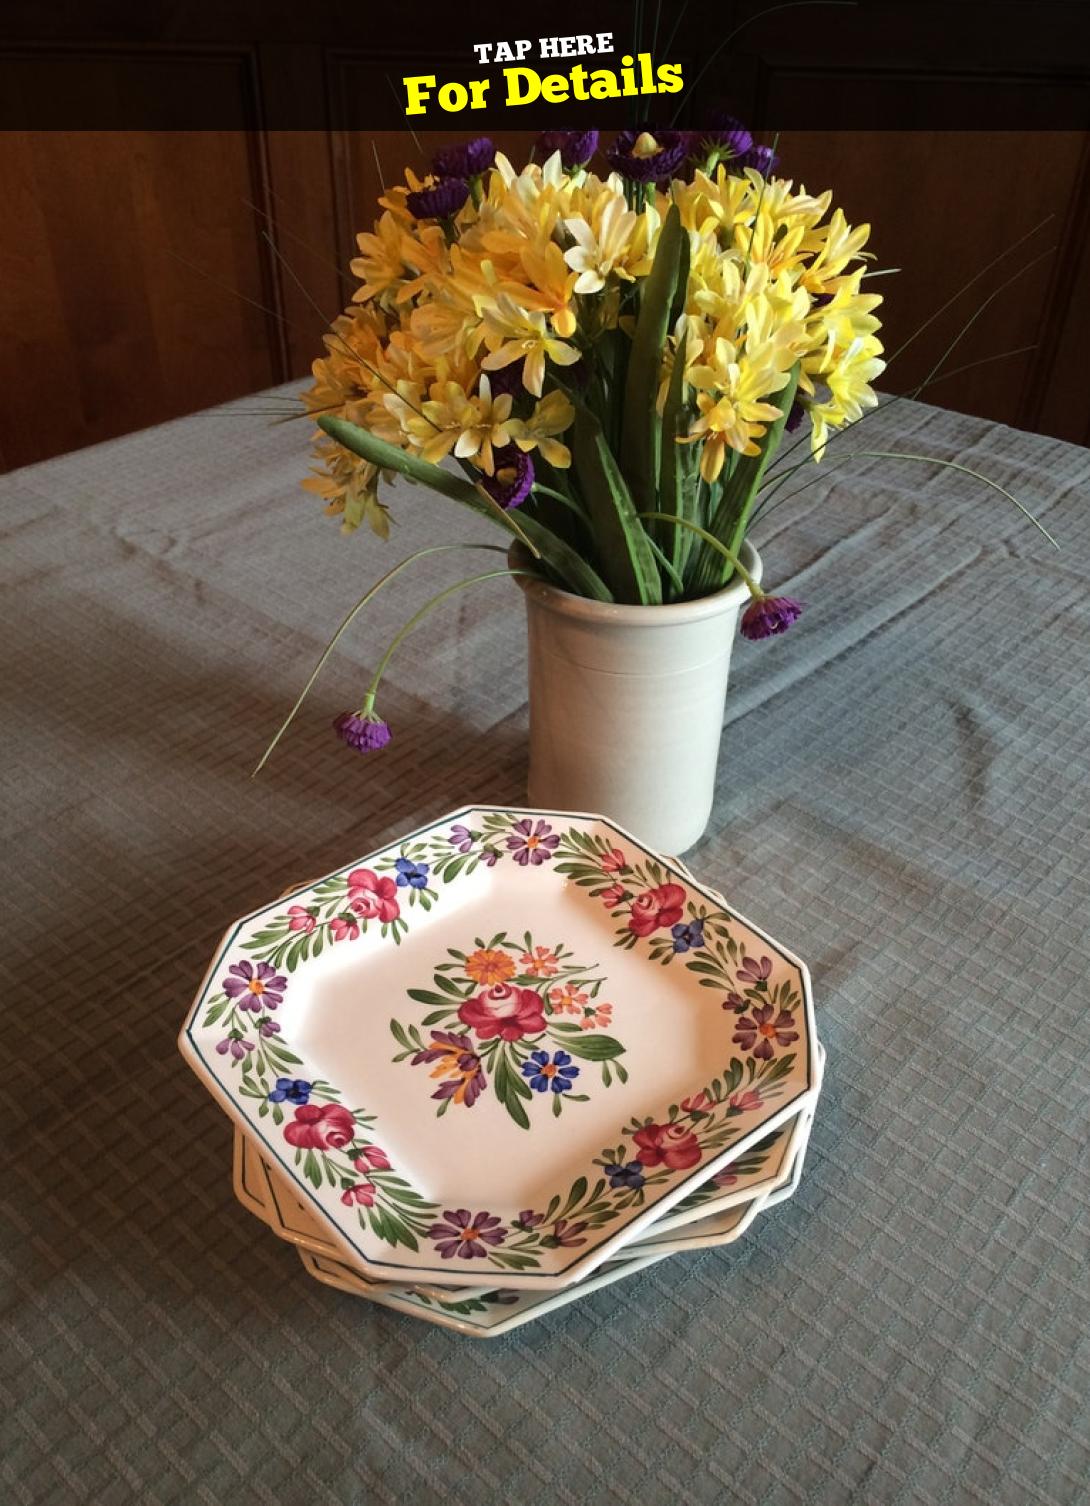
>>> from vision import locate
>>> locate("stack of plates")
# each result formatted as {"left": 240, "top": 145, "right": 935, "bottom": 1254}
{"left": 180, "top": 806, "right": 824, "bottom": 1338}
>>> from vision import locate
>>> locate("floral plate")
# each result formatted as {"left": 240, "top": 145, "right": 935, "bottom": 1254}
{"left": 181, "top": 805, "right": 817, "bottom": 1290}
{"left": 296, "top": 1246, "right": 668, "bottom": 1340}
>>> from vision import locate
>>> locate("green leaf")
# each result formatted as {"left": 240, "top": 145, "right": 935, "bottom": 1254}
{"left": 621, "top": 204, "right": 685, "bottom": 527}
{"left": 570, "top": 402, "right": 662, "bottom": 605}
{"left": 551, "top": 1032, "right": 625, "bottom": 1062}
{"left": 318, "top": 414, "right": 614, "bottom": 600}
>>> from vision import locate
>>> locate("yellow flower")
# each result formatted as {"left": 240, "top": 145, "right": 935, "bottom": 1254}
{"left": 507, "top": 390, "right": 575, "bottom": 468}
{"left": 562, "top": 194, "right": 653, "bottom": 294}
{"left": 480, "top": 295, "right": 581, "bottom": 396}
{"left": 505, "top": 241, "right": 579, "bottom": 338}
{"left": 387, "top": 375, "right": 513, "bottom": 473}
{"left": 350, "top": 212, "right": 406, "bottom": 307}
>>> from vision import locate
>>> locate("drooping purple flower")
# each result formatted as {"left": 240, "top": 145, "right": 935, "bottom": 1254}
{"left": 334, "top": 710, "right": 392, "bottom": 753}
{"left": 405, "top": 177, "right": 469, "bottom": 220}
{"left": 606, "top": 129, "right": 689, "bottom": 182}
{"left": 222, "top": 960, "right": 288, "bottom": 1011}
{"left": 410, "top": 1030, "right": 487, "bottom": 1108}
{"left": 743, "top": 143, "right": 779, "bottom": 176}
{"left": 505, "top": 817, "right": 560, "bottom": 866}
{"left": 784, "top": 398, "right": 806, "bottom": 433}
{"left": 740, "top": 595, "right": 804, "bottom": 640}
{"left": 258, "top": 1018, "right": 282, "bottom": 1038}
{"left": 535, "top": 128, "right": 599, "bottom": 169}
{"left": 215, "top": 1034, "right": 254, "bottom": 1061}
{"left": 689, "top": 118, "right": 753, "bottom": 169}
{"left": 428, "top": 1208, "right": 507, "bottom": 1259}
{"left": 448, "top": 822, "right": 476, "bottom": 853}
{"left": 737, "top": 955, "right": 773, "bottom": 984}
{"left": 515, "top": 1209, "right": 544, "bottom": 1229}
{"left": 433, "top": 137, "right": 495, "bottom": 178}
{"left": 480, "top": 446, "right": 534, "bottom": 510}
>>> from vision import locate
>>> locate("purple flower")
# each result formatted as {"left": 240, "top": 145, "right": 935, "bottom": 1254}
{"left": 785, "top": 398, "right": 806, "bottom": 433}
{"left": 605, "top": 1160, "right": 646, "bottom": 1191}
{"left": 521, "top": 1049, "right": 580, "bottom": 1094}
{"left": 222, "top": 960, "right": 287, "bottom": 1012}
{"left": 411, "top": 1031, "right": 487, "bottom": 1108}
{"left": 479, "top": 363, "right": 525, "bottom": 399}
{"left": 406, "top": 178, "right": 469, "bottom": 220}
{"left": 480, "top": 446, "right": 534, "bottom": 510}
{"left": 268, "top": 1077, "right": 312, "bottom": 1104}
{"left": 334, "top": 710, "right": 392, "bottom": 752}
{"left": 258, "top": 1018, "right": 282, "bottom": 1038}
{"left": 515, "top": 1209, "right": 544, "bottom": 1229}
{"left": 448, "top": 823, "right": 476, "bottom": 853}
{"left": 689, "top": 118, "right": 753, "bottom": 168}
{"left": 737, "top": 955, "right": 773, "bottom": 984}
{"left": 433, "top": 137, "right": 495, "bottom": 178}
{"left": 428, "top": 1208, "right": 507, "bottom": 1260}
{"left": 479, "top": 847, "right": 500, "bottom": 867}
{"left": 215, "top": 1033, "right": 253, "bottom": 1061}
{"left": 733, "top": 1003, "right": 799, "bottom": 1060}
{"left": 535, "top": 128, "right": 599, "bottom": 168}
{"left": 743, "top": 143, "right": 779, "bottom": 176}
{"left": 606, "top": 129, "right": 689, "bottom": 182}
{"left": 545, "top": 1218, "right": 588, "bottom": 1248}
{"left": 740, "top": 595, "right": 804, "bottom": 641}
{"left": 505, "top": 817, "right": 560, "bottom": 866}
{"left": 671, "top": 919, "right": 706, "bottom": 953}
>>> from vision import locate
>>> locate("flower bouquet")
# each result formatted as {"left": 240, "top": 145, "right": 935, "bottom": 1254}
{"left": 267, "top": 124, "right": 1051, "bottom": 851}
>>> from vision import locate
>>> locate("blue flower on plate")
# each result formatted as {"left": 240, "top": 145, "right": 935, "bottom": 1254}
{"left": 604, "top": 1161, "right": 646, "bottom": 1191}
{"left": 671, "top": 919, "right": 706, "bottom": 953}
{"left": 268, "top": 1077, "right": 312, "bottom": 1105}
{"left": 521, "top": 1050, "right": 580, "bottom": 1094}
{"left": 394, "top": 857, "right": 430, "bottom": 889}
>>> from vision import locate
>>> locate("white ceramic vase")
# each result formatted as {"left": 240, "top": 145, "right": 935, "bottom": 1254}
{"left": 514, "top": 541, "right": 762, "bottom": 855}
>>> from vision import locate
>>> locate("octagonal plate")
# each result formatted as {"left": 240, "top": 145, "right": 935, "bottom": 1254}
{"left": 180, "top": 805, "right": 817, "bottom": 1290}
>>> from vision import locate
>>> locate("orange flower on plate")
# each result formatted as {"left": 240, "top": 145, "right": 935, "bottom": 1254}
{"left": 519, "top": 946, "right": 560, "bottom": 978}
{"left": 549, "top": 983, "right": 589, "bottom": 1016}
{"left": 464, "top": 948, "right": 516, "bottom": 986}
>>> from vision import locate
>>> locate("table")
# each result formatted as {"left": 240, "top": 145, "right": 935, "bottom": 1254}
{"left": 3, "top": 388, "right": 1088, "bottom": 1505}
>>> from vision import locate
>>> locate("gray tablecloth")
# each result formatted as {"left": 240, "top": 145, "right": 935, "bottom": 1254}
{"left": 3, "top": 388, "right": 1088, "bottom": 1506}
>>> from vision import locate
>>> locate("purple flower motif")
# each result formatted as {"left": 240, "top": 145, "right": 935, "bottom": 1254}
{"left": 411, "top": 1031, "right": 487, "bottom": 1108}
{"left": 448, "top": 823, "right": 476, "bottom": 852}
{"left": 433, "top": 137, "right": 495, "bottom": 178}
{"left": 479, "top": 848, "right": 500, "bottom": 867}
{"left": 606, "top": 128, "right": 688, "bottom": 182}
{"left": 535, "top": 128, "right": 599, "bottom": 168}
{"left": 733, "top": 1003, "right": 799, "bottom": 1061}
{"left": 222, "top": 960, "right": 287, "bottom": 1012}
{"left": 605, "top": 1161, "right": 646, "bottom": 1191}
{"left": 671, "top": 919, "right": 706, "bottom": 953}
{"left": 258, "top": 1018, "right": 282, "bottom": 1038}
{"left": 515, "top": 1209, "right": 544, "bottom": 1229}
{"left": 740, "top": 595, "right": 804, "bottom": 641}
{"left": 406, "top": 177, "right": 469, "bottom": 220}
{"left": 737, "top": 955, "right": 773, "bottom": 984}
{"left": 480, "top": 445, "right": 534, "bottom": 510}
{"left": 720, "top": 991, "right": 747, "bottom": 1014}
{"left": 394, "top": 856, "right": 430, "bottom": 889}
{"left": 743, "top": 143, "right": 779, "bottom": 176}
{"left": 428, "top": 1208, "right": 507, "bottom": 1259}
{"left": 506, "top": 817, "right": 560, "bottom": 866}
{"left": 546, "top": 1218, "right": 589, "bottom": 1248}
{"left": 334, "top": 710, "right": 392, "bottom": 752}
{"left": 215, "top": 1034, "right": 253, "bottom": 1061}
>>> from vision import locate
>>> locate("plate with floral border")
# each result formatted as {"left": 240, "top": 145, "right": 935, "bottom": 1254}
{"left": 180, "top": 805, "right": 817, "bottom": 1290}
{"left": 234, "top": 1128, "right": 497, "bottom": 1304}
{"left": 624, "top": 1106, "right": 814, "bottom": 1255}
{"left": 296, "top": 1246, "right": 668, "bottom": 1340}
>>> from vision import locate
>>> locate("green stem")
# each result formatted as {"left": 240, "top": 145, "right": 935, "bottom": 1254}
{"left": 636, "top": 513, "right": 763, "bottom": 597}
{"left": 531, "top": 482, "right": 589, "bottom": 521}
{"left": 251, "top": 544, "right": 507, "bottom": 776}
{"left": 363, "top": 569, "right": 538, "bottom": 704}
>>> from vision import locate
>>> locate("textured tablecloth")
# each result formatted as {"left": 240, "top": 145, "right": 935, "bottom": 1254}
{"left": 3, "top": 387, "right": 1088, "bottom": 1506}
